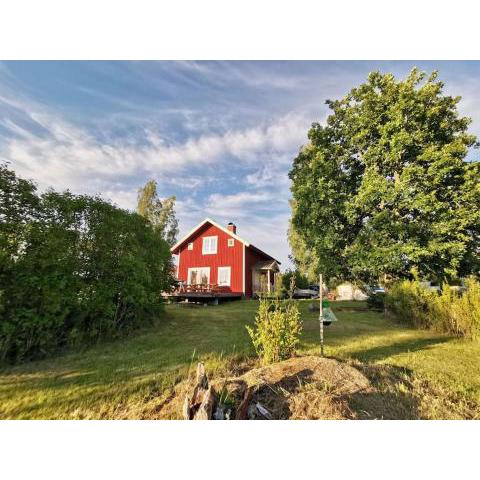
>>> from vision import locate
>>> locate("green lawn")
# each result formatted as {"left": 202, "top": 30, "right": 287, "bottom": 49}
{"left": 1, "top": 300, "right": 479, "bottom": 419}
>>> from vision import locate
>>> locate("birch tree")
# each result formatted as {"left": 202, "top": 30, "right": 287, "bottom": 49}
{"left": 137, "top": 180, "right": 179, "bottom": 247}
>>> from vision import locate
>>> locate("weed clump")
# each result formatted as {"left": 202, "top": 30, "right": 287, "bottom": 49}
{"left": 386, "top": 278, "right": 480, "bottom": 339}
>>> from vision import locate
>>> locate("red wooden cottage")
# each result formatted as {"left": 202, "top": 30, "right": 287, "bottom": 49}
{"left": 170, "top": 218, "right": 280, "bottom": 299}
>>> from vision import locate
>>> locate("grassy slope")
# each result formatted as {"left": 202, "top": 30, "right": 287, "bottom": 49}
{"left": 0, "top": 300, "right": 479, "bottom": 419}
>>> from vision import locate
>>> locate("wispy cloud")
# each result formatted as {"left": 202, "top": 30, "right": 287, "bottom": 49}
{"left": 0, "top": 96, "right": 308, "bottom": 193}
{"left": 2, "top": 60, "right": 480, "bottom": 267}
{"left": 205, "top": 191, "right": 278, "bottom": 218}
{"left": 0, "top": 91, "right": 301, "bottom": 265}
{"left": 245, "top": 164, "right": 291, "bottom": 188}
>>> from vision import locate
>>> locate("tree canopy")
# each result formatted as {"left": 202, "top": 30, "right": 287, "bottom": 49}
{"left": 287, "top": 200, "right": 320, "bottom": 283}
{"left": 137, "top": 180, "right": 179, "bottom": 247}
{"left": 289, "top": 69, "right": 480, "bottom": 284}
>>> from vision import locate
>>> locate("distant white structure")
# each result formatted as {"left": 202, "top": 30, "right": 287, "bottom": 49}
{"left": 336, "top": 282, "right": 369, "bottom": 301}
{"left": 419, "top": 280, "right": 441, "bottom": 292}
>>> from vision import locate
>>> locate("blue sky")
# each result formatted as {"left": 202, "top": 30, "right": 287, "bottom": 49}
{"left": 1, "top": 61, "right": 480, "bottom": 267}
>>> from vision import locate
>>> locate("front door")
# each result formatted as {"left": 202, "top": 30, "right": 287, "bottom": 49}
{"left": 252, "top": 271, "right": 271, "bottom": 293}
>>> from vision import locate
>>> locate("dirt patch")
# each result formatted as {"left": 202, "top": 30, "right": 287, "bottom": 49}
{"left": 241, "top": 356, "right": 370, "bottom": 392}
{"left": 240, "top": 356, "right": 372, "bottom": 419}
{"left": 156, "top": 356, "right": 373, "bottom": 420}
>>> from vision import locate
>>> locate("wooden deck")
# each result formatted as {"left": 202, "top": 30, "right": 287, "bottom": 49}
{"left": 170, "top": 283, "right": 243, "bottom": 299}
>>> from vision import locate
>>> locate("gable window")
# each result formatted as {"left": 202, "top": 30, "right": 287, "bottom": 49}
{"left": 227, "top": 238, "right": 234, "bottom": 247}
{"left": 217, "top": 266, "right": 231, "bottom": 287}
{"left": 187, "top": 242, "right": 193, "bottom": 250}
{"left": 202, "top": 236, "right": 218, "bottom": 255}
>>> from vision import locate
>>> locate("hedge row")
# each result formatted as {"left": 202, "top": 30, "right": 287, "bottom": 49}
{"left": 0, "top": 165, "right": 174, "bottom": 362}
{"left": 386, "top": 279, "right": 480, "bottom": 339}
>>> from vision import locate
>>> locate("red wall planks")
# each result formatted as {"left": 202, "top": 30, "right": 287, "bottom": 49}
{"left": 177, "top": 223, "right": 244, "bottom": 294}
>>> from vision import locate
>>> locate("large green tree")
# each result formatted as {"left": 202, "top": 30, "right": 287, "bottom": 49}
{"left": 137, "top": 180, "right": 179, "bottom": 247}
{"left": 287, "top": 200, "right": 320, "bottom": 282}
{"left": 289, "top": 69, "right": 480, "bottom": 284}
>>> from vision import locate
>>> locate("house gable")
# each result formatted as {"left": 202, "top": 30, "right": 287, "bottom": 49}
{"left": 172, "top": 218, "right": 281, "bottom": 297}
{"left": 171, "top": 218, "right": 248, "bottom": 254}
{"left": 175, "top": 222, "right": 244, "bottom": 293}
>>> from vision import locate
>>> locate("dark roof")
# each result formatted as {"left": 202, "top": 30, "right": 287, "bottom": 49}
{"left": 254, "top": 260, "right": 280, "bottom": 271}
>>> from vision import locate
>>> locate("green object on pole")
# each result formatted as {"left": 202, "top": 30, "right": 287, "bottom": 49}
{"left": 322, "top": 307, "right": 338, "bottom": 325}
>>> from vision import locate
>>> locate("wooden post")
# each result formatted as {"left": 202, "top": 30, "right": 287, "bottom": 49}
{"left": 267, "top": 270, "right": 271, "bottom": 293}
{"left": 319, "top": 274, "right": 324, "bottom": 357}
{"left": 383, "top": 273, "right": 387, "bottom": 318}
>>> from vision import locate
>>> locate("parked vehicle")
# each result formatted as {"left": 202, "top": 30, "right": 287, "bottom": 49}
{"left": 293, "top": 287, "right": 319, "bottom": 299}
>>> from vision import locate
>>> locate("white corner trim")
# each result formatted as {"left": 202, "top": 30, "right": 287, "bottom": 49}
{"left": 242, "top": 243, "right": 246, "bottom": 294}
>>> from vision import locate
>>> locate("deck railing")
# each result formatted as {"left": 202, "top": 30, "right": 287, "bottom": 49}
{"left": 174, "top": 283, "right": 231, "bottom": 294}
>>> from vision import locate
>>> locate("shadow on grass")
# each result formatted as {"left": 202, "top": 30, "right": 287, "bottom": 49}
{"left": 345, "top": 363, "right": 420, "bottom": 419}
{"left": 346, "top": 336, "right": 452, "bottom": 363}
{"left": 0, "top": 301, "right": 465, "bottom": 419}
{"left": 252, "top": 369, "right": 316, "bottom": 419}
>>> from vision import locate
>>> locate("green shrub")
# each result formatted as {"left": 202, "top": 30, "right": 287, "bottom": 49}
{"left": 385, "top": 278, "right": 480, "bottom": 339}
{"left": 0, "top": 165, "right": 174, "bottom": 362}
{"left": 281, "top": 269, "right": 310, "bottom": 291}
{"left": 246, "top": 298, "right": 302, "bottom": 364}
{"left": 431, "top": 279, "right": 480, "bottom": 339}
{"left": 273, "top": 273, "right": 287, "bottom": 299}
{"left": 386, "top": 280, "right": 434, "bottom": 328}
{"left": 367, "top": 292, "right": 386, "bottom": 310}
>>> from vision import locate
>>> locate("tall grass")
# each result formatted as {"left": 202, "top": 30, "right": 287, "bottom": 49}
{"left": 386, "top": 278, "right": 480, "bottom": 339}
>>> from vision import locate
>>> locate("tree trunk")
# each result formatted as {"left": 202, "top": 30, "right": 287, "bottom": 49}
{"left": 183, "top": 362, "right": 217, "bottom": 420}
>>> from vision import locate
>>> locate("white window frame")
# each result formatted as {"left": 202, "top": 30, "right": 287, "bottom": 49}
{"left": 217, "top": 266, "right": 231, "bottom": 287}
{"left": 202, "top": 236, "right": 218, "bottom": 255}
{"left": 187, "top": 267, "right": 210, "bottom": 285}
{"left": 187, "top": 242, "right": 193, "bottom": 250}
{"left": 227, "top": 238, "right": 234, "bottom": 247}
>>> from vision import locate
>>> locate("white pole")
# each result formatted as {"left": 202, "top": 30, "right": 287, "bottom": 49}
{"left": 319, "top": 274, "right": 324, "bottom": 357}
